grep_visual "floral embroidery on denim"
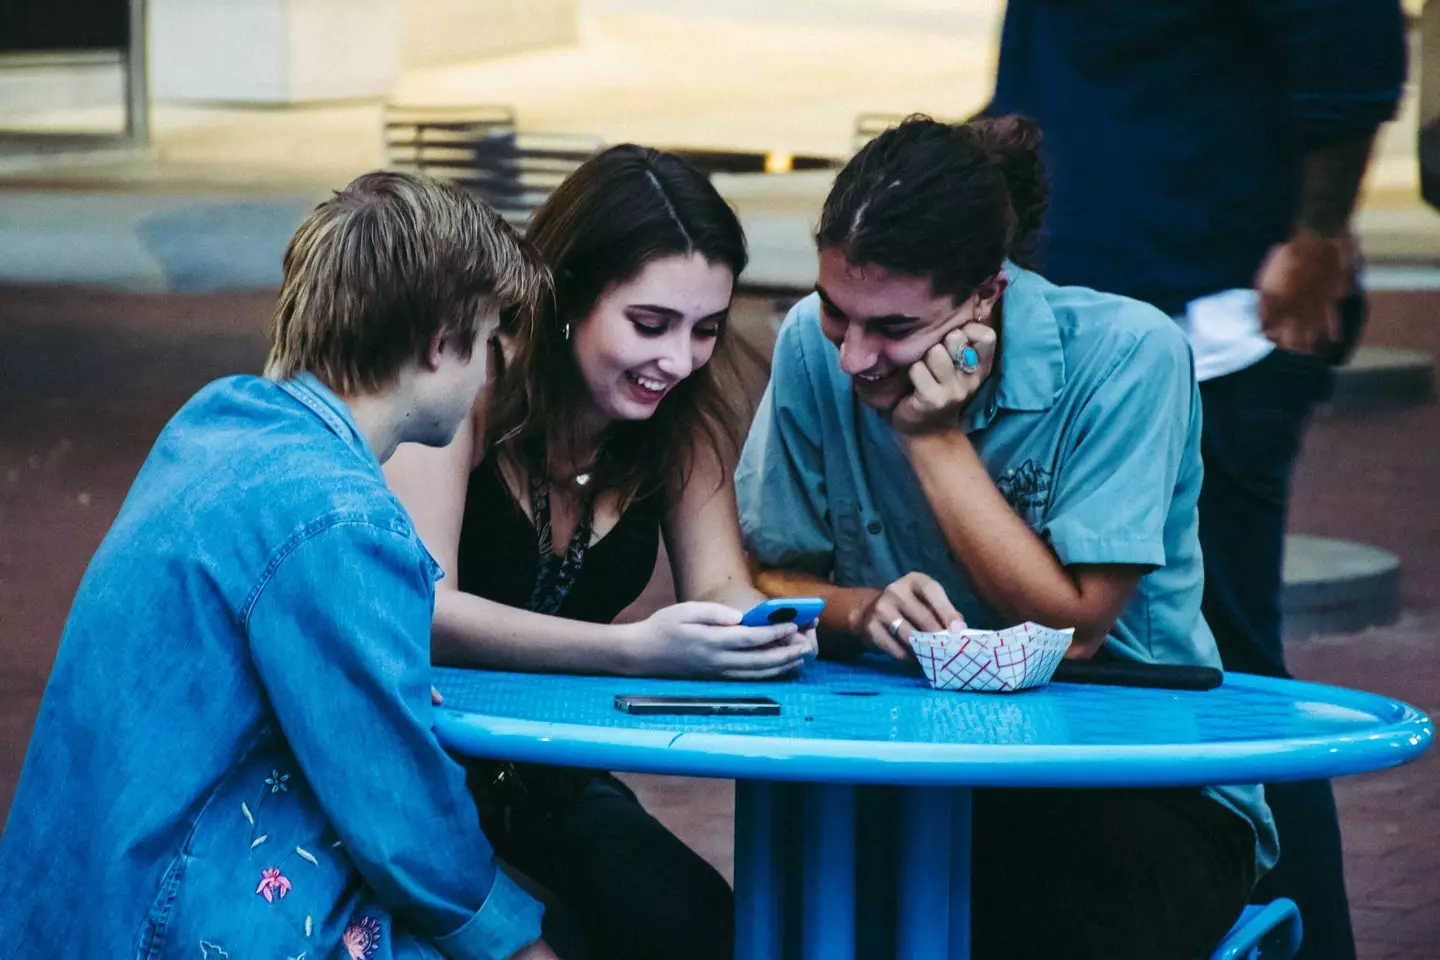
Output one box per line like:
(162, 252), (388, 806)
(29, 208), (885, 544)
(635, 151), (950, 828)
(265, 770), (290, 794)
(342, 916), (383, 959)
(256, 866), (293, 902)
(200, 942), (230, 960)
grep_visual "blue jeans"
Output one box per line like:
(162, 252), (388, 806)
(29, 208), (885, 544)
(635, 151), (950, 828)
(1197, 342), (1355, 960)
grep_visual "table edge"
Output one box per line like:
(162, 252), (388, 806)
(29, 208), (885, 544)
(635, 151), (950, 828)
(435, 707), (1433, 787)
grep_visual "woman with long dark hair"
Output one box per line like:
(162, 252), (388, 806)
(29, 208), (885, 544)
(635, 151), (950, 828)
(387, 144), (813, 959)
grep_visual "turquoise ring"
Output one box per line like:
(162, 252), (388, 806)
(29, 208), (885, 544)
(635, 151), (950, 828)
(954, 344), (981, 375)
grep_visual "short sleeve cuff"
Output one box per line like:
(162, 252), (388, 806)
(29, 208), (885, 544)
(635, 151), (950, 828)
(1287, 88), (1403, 145)
(1044, 521), (1166, 568)
(434, 868), (545, 960)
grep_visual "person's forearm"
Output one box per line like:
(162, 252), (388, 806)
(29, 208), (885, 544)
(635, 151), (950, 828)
(754, 566), (878, 641)
(693, 574), (767, 613)
(432, 588), (641, 674)
(1295, 134), (1376, 237)
(901, 430), (1108, 652)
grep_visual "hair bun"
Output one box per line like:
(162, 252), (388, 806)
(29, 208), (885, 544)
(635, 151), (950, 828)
(965, 115), (1048, 263)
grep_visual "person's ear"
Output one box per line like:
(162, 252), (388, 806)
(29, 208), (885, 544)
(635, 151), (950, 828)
(422, 333), (446, 372)
(973, 270), (1009, 324)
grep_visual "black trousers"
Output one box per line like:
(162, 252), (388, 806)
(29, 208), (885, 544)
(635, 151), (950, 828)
(1198, 344), (1356, 960)
(850, 786), (1254, 960)
(971, 788), (1255, 959)
(479, 770), (734, 960)
(478, 768), (1249, 960)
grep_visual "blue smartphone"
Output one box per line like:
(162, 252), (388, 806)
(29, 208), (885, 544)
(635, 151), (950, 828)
(740, 597), (825, 629)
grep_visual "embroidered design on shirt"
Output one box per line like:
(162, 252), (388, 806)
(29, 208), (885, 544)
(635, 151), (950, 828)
(200, 942), (230, 960)
(342, 916), (384, 958)
(256, 867), (293, 902)
(265, 770), (291, 794)
(995, 460), (1052, 512)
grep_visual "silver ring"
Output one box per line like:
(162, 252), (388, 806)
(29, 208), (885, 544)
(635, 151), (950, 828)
(952, 344), (980, 375)
(887, 616), (906, 640)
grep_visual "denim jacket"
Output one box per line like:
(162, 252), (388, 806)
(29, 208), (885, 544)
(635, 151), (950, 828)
(0, 374), (542, 960)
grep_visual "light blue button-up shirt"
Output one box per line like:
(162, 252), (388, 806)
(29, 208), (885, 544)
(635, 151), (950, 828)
(736, 265), (1278, 874)
(0, 374), (542, 959)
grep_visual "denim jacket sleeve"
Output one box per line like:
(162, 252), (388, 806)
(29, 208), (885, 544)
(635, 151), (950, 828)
(1251, 0), (1407, 144)
(245, 517), (544, 960)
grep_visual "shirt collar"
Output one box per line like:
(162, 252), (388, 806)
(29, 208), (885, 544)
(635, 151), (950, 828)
(962, 262), (1067, 432)
(274, 372), (382, 471)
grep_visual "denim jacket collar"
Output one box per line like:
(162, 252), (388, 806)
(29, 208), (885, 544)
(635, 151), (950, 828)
(274, 372), (382, 476)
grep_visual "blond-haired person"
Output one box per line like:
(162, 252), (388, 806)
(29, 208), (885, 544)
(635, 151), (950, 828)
(0, 172), (558, 960)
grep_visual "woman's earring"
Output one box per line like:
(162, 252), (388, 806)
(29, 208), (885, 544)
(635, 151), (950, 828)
(563, 323), (572, 342)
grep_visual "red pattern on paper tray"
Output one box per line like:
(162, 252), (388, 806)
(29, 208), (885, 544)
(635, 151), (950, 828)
(908, 623), (1074, 693)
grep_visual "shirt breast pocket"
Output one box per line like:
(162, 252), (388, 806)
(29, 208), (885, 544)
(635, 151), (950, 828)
(904, 517), (957, 577)
(830, 499), (870, 587)
(995, 458), (1056, 532)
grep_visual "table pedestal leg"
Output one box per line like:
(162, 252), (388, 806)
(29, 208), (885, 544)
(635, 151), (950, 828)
(896, 787), (953, 958)
(735, 783), (970, 960)
(802, 783), (857, 960)
(949, 787), (972, 960)
(893, 786), (972, 960)
(735, 780), (783, 960)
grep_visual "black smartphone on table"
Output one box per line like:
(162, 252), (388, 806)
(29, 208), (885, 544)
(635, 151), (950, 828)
(1051, 659), (1222, 691)
(614, 695), (782, 716)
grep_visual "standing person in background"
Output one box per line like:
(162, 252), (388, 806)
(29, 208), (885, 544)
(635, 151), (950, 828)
(987, 3), (1408, 957)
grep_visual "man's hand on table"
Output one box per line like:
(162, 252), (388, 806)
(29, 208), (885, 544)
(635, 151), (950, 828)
(852, 572), (966, 661)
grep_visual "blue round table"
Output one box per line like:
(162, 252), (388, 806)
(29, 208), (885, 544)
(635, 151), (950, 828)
(433, 657), (1432, 960)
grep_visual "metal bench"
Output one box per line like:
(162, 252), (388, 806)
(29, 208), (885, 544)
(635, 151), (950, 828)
(853, 111), (965, 152)
(664, 146), (841, 177)
(384, 104), (600, 223)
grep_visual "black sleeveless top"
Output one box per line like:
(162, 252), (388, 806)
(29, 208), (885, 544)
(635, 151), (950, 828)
(457, 456), (666, 625)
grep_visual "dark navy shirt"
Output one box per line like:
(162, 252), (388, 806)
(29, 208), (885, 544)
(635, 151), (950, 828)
(990, 0), (1407, 315)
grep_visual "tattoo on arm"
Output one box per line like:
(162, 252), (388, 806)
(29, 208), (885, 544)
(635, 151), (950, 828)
(1297, 135), (1377, 236)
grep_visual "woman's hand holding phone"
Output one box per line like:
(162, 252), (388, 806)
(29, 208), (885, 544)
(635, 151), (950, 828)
(623, 602), (814, 680)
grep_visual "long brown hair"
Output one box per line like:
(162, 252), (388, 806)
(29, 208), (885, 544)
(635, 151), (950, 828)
(485, 144), (749, 505)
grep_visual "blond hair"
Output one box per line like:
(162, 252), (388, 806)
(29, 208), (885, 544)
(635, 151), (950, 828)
(266, 171), (548, 394)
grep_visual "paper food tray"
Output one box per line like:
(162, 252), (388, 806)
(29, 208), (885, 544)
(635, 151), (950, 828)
(908, 622), (1074, 693)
